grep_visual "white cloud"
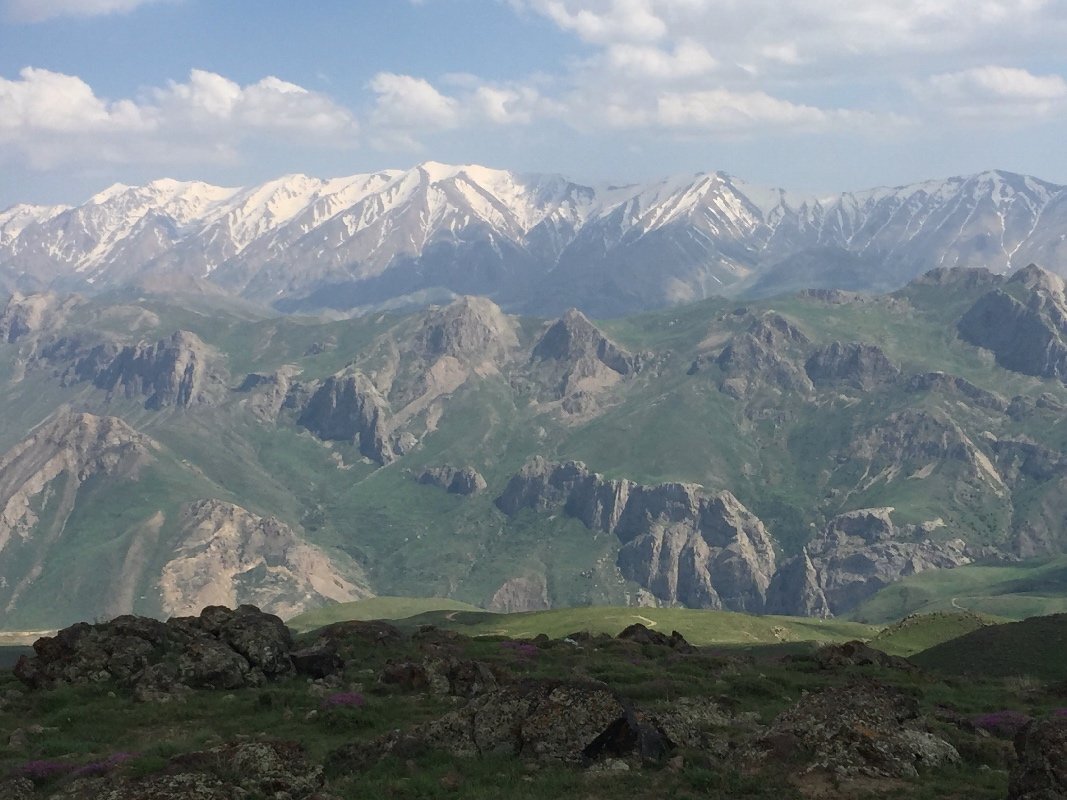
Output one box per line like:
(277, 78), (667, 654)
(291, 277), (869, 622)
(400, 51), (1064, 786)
(369, 73), (461, 130)
(604, 39), (718, 79)
(918, 65), (1067, 117)
(0, 67), (358, 169)
(529, 0), (667, 44)
(4, 0), (168, 22)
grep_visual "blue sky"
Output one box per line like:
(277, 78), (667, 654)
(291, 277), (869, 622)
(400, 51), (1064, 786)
(1, 0), (1066, 207)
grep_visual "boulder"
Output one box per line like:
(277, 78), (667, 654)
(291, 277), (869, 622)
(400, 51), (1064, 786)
(616, 624), (696, 653)
(1010, 717), (1067, 800)
(14, 606), (297, 697)
(758, 680), (959, 778)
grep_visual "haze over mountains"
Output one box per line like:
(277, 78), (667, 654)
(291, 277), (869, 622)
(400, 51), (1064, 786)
(2, 163), (1066, 317)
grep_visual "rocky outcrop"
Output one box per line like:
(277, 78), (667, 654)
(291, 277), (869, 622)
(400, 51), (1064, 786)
(958, 264), (1067, 382)
(159, 499), (369, 620)
(416, 465), (487, 496)
(297, 369), (397, 464)
(13, 605), (300, 694)
(757, 680), (959, 778)
(331, 679), (672, 767)
(696, 313), (813, 399)
(495, 459), (776, 611)
(530, 308), (641, 402)
(69, 740), (324, 800)
(236, 367), (300, 421)
(487, 575), (550, 613)
(412, 296), (518, 364)
(1010, 717), (1067, 800)
(94, 330), (227, 408)
(805, 341), (900, 391)
(769, 508), (971, 616)
(903, 371), (1009, 412)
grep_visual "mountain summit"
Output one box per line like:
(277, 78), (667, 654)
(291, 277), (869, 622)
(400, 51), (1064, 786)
(2, 165), (1066, 316)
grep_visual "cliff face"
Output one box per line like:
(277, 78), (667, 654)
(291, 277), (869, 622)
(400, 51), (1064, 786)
(412, 295), (519, 365)
(496, 459), (776, 611)
(94, 330), (227, 408)
(958, 266), (1067, 382)
(416, 465), (487, 496)
(297, 370), (397, 464)
(159, 499), (369, 619)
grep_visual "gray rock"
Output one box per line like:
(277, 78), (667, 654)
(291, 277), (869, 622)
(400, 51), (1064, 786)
(416, 465), (487, 496)
(958, 265), (1067, 382)
(530, 308), (641, 402)
(702, 313), (813, 399)
(805, 341), (900, 391)
(1010, 717), (1067, 800)
(297, 369), (395, 464)
(93, 330), (226, 409)
(496, 459), (776, 611)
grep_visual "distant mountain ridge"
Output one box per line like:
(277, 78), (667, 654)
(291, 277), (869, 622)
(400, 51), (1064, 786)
(2, 164), (1066, 316)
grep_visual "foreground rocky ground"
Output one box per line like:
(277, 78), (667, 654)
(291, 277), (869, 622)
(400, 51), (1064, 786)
(0, 606), (1064, 799)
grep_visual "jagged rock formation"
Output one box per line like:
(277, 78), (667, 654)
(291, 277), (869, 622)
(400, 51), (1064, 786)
(1011, 717), (1067, 800)
(296, 370), (397, 464)
(530, 309), (641, 404)
(0, 412), (157, 560)
(696, 312), (813, 398)
(958, 265), (1067, 382)
(412, 295), (519, 364)
(416, 465), (487, 496)
(769, 509), (971, 616)
(236, 367), (300, 422)
(496, 459), (776, 611)
(159, 499), (369, 620)
(805, 341), (900, 391)
(94, 330), (227, 408)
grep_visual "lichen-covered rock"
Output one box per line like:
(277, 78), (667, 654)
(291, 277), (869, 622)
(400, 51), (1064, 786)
(758, 680), (959, 778)
(616, 623), (696, 653)
(1010, 717), (1067, 800)
(15, 605), (297, 697)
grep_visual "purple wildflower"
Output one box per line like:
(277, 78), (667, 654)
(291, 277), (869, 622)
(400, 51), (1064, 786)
(12, 760), (74, 782)
(323, 691), (366, 709)
(1052, 708), (1067, 719)
(72, 752), (135, 778)
(973, 710), (1032, 738)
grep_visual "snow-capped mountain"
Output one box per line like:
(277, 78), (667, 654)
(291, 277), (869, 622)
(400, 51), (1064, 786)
(1, 164), (1065, 315)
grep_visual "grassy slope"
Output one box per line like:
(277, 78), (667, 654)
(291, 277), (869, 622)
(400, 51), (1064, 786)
(871, 612), (997, 657)
(850, 557), (1067, 624)
(288, 596), (483, 632)
(912, 613), (1067, 680)
(376, 605), (877, 646)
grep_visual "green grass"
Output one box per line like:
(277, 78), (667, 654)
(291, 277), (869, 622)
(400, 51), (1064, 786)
(288, 596), (484, 632)
(870, 612), (998, 657)
(382, 605), (878, 647)
(911, 613), (1067, 680)
(851, 557), (1067, 624)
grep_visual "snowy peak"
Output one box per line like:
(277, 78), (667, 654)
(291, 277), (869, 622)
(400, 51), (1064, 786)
(2, 163), (1067, 315)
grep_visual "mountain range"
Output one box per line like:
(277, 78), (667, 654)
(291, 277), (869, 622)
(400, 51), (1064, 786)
(3, 164), (1067, 317)
(0, 262), (1066, 628)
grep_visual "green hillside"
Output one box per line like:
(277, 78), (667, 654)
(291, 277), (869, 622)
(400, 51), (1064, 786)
(911, 613), (1067, 680)
(869, 611), (997, 657)
(288, 596), (483, 632)
(850, 557), (1067, 624)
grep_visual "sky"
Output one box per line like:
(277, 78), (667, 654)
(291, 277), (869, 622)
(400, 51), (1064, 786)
(1, 0), (1066, 208)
